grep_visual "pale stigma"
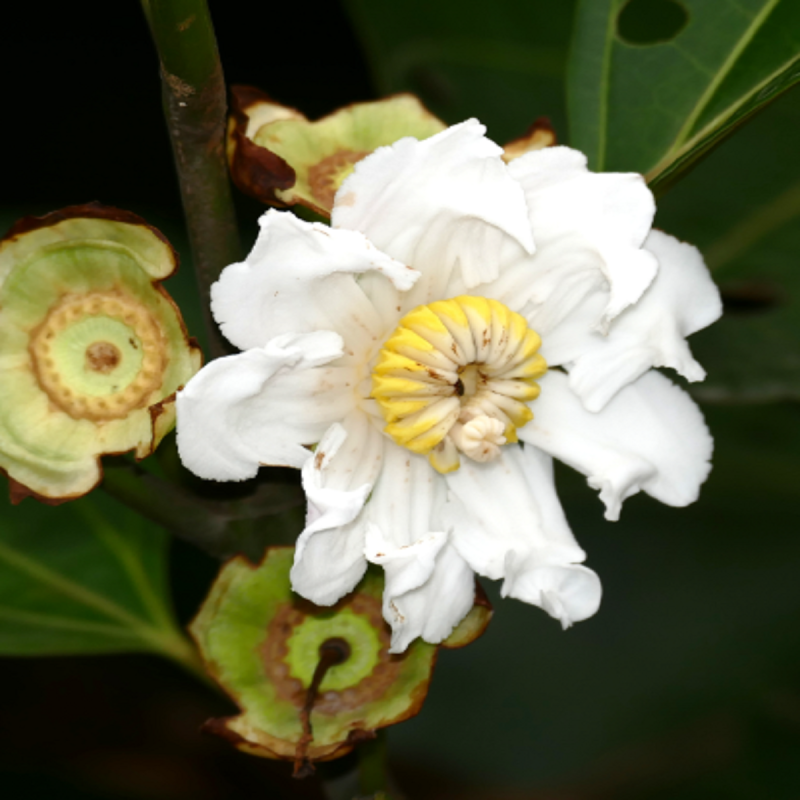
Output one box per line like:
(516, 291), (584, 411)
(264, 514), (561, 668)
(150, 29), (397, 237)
(371, 296), (547, 473)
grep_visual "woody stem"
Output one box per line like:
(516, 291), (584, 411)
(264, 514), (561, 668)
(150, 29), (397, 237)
(140, 0), (241, 359)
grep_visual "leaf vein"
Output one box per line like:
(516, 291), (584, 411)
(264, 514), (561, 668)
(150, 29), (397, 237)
(596, 0), (619, 172)
(0, 538), (149, 630)
(0, 605), (138, 637)
(669, 0), (782, 151)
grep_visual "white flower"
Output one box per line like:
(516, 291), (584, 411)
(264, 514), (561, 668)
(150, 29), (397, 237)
(176, 120), (722, 653)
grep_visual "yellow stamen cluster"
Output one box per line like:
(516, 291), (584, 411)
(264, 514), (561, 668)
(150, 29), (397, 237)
(372, 296), (547, 473)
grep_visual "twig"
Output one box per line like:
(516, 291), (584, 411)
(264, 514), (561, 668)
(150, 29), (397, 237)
(141, 0), (241, 358)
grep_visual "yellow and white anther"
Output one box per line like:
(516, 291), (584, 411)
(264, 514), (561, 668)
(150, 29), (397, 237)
(450, 415), (507, 462)
(372, 295), (547, 473)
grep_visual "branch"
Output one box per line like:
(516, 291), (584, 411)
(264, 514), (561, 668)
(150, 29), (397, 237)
(142, 0), (241, 358)
(102, 461), (304, 562)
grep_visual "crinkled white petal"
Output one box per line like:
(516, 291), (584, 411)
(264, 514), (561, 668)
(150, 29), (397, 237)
(366, 530), (474, 653)
(291, 412), (384, 606)
(534, 287), (609, 367)
(561, 230), (723, 411)
(443, 444), (586, 577)
(360, 444), (473, 651)
(514, 236), (610, 335)
(508, 146), (657, 327)
(176, 331), (350, 480)
(363, 444), (449, 547)
(443, 445), (599, 627)
(501, 556), (602, 629)
(519, 370), (713, 521)
(211, 209), (418, 357)
(332, 120), (534, 310)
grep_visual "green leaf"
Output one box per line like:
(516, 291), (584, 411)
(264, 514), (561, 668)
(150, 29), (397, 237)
(568, 0), (800, 189)
(344, 0), (576, 143)
(654, 88), (800, 403)
(0, 489), (198, 668)
(690, 194), (800, 403)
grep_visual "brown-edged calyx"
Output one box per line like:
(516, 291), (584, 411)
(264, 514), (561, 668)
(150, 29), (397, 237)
(226, 86), (446, 216)
(190, 548), (439, 768)
(0, 204), (201, 502)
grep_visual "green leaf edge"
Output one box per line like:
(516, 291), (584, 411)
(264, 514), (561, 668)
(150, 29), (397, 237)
(568, 0), (800, 190)
(0, 504), (197, 672)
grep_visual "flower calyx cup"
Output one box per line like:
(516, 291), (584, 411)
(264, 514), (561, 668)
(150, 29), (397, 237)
(226, 87), (557, 218)
(190, 547), (491, 775)
(0, 204), (202, 502)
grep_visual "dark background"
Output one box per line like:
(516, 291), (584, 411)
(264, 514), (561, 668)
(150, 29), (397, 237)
(3, 1), (372, 208)
(2, 1), (800, 798)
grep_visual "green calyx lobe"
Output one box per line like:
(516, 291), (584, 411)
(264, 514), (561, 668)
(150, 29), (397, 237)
(190, 547), (438, 764)
(0, 204), (201, 501)
(229, 88), (446, 215)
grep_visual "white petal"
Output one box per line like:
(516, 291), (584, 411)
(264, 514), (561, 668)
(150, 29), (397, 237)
(516, 236), (609, 335)
(366, 531), (474, 653)
(332, 120), (534, 308)
(211, 209), (417, 356)
(443, 444), (586, 580)
(363, 444), (449, 547)
(444, 445), (600, 628)
(360, 444), (473, 651)
(501, 556), (602, 629)
(176, 331), (351, 480)
(290, 412), (384, 606)
(519, 370), (713, 521)
(563, 230), (723, 411)
(535, 285), (609, 366)
(509, 146), (657, 326)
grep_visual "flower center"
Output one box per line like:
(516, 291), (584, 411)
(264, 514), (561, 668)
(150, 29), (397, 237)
(371, 296), (547, 473)
(284, 608), (381, 693)
(29, 292), (167, 421)
(85, 341), (122, 373)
